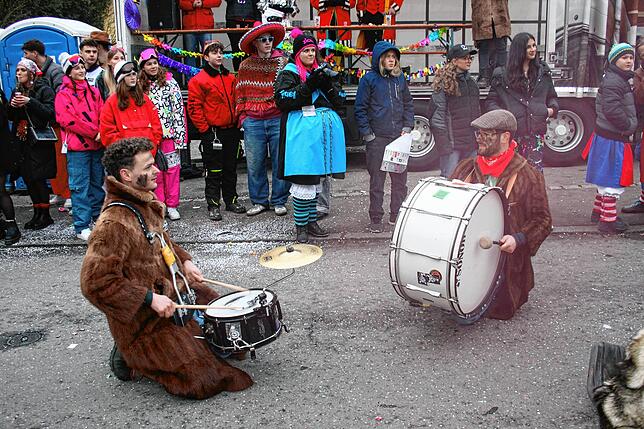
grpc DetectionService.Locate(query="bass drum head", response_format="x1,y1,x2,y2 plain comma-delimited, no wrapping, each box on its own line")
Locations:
205,289,275,318
453,188,505,316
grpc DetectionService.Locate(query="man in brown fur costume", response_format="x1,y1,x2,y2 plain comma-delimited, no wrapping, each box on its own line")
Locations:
451,110,552,320
80,138,253,399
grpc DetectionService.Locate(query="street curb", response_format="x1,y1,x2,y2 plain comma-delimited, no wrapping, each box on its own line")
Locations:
2,224,642,249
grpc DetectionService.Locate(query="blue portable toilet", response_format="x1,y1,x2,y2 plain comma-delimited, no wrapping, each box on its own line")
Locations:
0,17,99,94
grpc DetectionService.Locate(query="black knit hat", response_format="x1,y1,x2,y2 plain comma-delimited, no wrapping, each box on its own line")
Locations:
291,30,317,59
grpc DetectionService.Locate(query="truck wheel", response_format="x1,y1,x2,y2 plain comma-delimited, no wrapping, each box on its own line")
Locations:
408,114,439,171
544,99,594,166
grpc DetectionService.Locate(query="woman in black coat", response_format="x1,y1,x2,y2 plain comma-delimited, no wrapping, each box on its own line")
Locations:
0,88,21,245
7,58,57,230
485,32,559,173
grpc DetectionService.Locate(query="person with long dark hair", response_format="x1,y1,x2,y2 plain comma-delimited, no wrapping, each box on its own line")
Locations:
486,32,559,173
7,58,57,231
0,88,21,245
99,60,162,150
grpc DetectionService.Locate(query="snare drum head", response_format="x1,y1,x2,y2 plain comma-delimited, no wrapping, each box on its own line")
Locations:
205,289,275,318
454,188,504,314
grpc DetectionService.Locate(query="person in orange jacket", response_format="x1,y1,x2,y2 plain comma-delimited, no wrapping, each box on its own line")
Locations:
99,61,162,152
310,0,356,46
187,40,246,221
179,0,222,67
356,0,403,50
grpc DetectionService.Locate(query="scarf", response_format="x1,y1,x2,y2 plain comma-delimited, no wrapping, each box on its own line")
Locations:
476,140,517,177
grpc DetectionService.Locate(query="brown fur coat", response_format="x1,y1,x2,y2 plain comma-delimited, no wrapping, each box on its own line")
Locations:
452,153,552,319
80,176,253,399
471,0,511,41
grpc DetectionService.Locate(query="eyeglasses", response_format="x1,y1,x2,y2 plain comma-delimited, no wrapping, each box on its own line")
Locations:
257,36,275,43
474,130,500,140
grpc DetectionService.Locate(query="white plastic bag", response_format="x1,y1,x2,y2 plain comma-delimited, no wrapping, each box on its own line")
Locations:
381,133,413,173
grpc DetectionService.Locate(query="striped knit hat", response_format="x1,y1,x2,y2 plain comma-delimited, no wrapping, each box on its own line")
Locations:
608,43,634,65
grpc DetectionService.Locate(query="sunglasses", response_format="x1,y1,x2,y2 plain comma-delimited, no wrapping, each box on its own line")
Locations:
257,36,275,43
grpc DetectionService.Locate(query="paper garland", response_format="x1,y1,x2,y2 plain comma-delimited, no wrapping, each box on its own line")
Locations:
158,53,200,76
142,34,247,59
124,0,141,31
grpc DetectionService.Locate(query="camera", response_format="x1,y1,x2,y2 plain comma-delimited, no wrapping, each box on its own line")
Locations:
315,63,340,79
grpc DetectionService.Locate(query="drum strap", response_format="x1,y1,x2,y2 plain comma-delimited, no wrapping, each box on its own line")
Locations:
104,201,154,243
463,165,523,199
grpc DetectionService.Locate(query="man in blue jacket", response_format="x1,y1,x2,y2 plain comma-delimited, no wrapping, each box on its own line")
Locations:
354,41,414,232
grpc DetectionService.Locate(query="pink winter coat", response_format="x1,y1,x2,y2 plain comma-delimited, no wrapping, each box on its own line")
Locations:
55,76,104,152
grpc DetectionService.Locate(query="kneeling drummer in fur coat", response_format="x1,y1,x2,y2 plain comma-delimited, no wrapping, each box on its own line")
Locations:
80,138,253,399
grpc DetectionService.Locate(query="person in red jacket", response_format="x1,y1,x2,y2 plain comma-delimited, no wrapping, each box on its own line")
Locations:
99,61,162,152
188,40,246,221
310,0,356,47
356,0,404,50
180,0,222,67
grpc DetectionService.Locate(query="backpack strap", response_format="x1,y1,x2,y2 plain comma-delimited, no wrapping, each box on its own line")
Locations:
104,201,154,243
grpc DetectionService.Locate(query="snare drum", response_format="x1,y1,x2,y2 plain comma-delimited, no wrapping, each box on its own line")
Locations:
389,177,507,322
203,289,285,358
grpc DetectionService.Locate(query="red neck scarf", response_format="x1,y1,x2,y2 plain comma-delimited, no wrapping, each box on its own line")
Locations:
476,140,517,177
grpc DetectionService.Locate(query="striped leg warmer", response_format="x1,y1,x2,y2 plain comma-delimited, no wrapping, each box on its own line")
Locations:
592,193,602,216
600,194,618,223
293,197,312,226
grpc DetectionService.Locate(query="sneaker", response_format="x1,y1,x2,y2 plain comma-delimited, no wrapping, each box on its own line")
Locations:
598,217,629,234
49,195,65,205
208,206,222,221
63,199,72,209
274,205,288,216
167,207,181,220
225,201,247,214
622,199,644,213
590,211,600,224
76,228,92,241
246,204,268,216
388,215,397,226
368,222,383,233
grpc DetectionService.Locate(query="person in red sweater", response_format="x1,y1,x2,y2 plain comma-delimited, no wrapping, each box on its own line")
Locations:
180,0,222,67
100,61,162,152
188,40,246,221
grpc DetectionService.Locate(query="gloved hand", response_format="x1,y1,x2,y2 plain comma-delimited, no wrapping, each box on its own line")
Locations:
319,74,334,92
306,68,325,90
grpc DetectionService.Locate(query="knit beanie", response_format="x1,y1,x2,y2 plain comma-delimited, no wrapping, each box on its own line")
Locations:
114,60,138,83
290,28,317,58
608,43,634,65
16,58,40,76
59,53,85,75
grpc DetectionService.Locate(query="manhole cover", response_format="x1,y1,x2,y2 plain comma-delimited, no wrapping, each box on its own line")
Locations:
1,331,45,350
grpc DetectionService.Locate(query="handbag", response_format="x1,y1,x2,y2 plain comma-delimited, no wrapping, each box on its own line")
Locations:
154,148,169,171
25,110,57,144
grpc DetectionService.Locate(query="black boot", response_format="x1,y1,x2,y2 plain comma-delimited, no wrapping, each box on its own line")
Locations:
32,206,54,230
4,220,21,246
0,218,5,240
24,206,40,230
296,225,308,243
307,221,329,237
109,343,133,381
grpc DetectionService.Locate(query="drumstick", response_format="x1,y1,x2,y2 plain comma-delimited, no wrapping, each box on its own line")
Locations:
479,236,502,249
203,278,249,292
175,304,242,310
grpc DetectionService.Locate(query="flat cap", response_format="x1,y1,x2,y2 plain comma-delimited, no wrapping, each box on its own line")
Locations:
471,109,517,133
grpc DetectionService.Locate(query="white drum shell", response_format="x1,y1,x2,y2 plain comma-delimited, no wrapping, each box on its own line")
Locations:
389,177,505,318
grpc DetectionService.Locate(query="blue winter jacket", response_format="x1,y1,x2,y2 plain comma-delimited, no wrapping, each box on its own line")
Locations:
354,41,415,140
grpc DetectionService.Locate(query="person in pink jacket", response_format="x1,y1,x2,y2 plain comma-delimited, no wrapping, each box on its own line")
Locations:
55,53,105,241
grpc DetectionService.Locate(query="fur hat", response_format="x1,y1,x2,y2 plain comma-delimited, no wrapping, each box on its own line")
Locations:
114,60,138,83
608,43,634,65
471,109,517,133
138,48,158,68
16,58,40,76
290,28,317,59
238,21,285,55
59,52,85,75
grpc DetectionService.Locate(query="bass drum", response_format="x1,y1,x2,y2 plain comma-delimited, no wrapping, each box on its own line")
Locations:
389,177,507,323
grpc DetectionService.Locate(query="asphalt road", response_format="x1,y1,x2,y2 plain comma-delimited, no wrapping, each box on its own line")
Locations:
0,158,643,428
